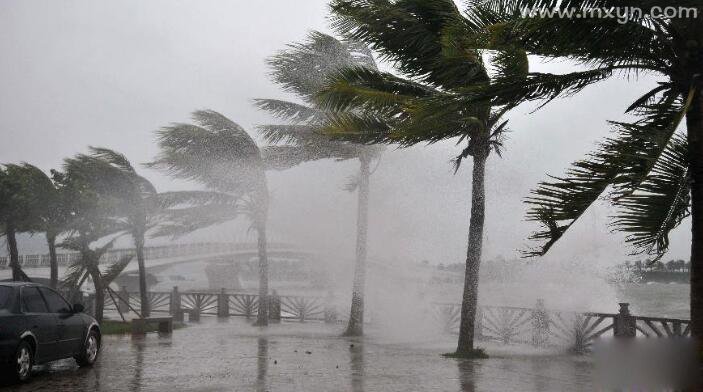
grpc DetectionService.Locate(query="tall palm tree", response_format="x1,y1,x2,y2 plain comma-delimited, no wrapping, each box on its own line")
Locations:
455,0,703,352
0,164,55,282
256,31,383,336
150,110,273,325
318,0,526,356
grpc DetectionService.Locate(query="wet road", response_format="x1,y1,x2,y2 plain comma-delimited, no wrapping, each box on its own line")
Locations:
2,318,595,391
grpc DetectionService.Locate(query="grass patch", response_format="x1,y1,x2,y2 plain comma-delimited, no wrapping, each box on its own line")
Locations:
100,320,132,335
100,319,186,335
442,348,489,359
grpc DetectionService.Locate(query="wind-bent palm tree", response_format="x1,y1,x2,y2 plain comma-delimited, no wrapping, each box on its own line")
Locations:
42,191,66,289
318,0,526,356
53,158,134,323
455,0,703,351
77,147,161,318
256,31,383,336
0,164,55,282
32,169,67,289
150,110,273,325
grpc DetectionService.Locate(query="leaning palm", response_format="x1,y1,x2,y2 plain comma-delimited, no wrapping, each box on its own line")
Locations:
150,110,273,325
256,31,383,336
54,156,135,322
319,0,526,356
77,147,162,317
0,164,56,282
456,0,703,348
41,180,68,289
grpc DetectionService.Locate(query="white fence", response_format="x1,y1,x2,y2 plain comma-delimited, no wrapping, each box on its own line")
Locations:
0,242,252,269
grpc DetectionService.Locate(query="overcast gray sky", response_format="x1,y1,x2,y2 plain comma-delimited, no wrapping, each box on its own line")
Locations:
0,0,691,266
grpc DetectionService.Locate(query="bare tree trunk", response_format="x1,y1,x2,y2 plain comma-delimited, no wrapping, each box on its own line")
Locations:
135,234,149,318
687,88,703,361
344,156,370,336
456,152,488,355
7,226,25,281
47,234,58,289
255,222,269,326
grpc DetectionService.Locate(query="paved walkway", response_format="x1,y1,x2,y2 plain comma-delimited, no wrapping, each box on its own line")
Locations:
3,318,596,391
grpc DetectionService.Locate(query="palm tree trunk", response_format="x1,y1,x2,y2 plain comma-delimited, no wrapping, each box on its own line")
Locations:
456,152,488,355
135,235,150,318
255,221,269,326
93,275,105,323
87,258,105,323
687,88,703,360
6,226,24,281
47,234,58,289
344,156,370,336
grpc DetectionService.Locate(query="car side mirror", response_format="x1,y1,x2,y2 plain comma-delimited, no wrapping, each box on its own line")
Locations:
72,303,85,313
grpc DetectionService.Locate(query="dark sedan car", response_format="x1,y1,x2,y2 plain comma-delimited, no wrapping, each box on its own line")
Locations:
0,282,101,383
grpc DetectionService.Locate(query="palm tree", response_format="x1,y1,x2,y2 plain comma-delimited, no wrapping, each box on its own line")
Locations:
0,164,55,282
256,31,383,336
455,0,703,350
32,169,68,289
150,110,273,325
74,147,161,318
318,0,526,356
53,158,134,322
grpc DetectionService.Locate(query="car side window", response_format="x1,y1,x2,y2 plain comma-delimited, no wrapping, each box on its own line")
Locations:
39,288,72,313
22,287,49,313
0,286,12,310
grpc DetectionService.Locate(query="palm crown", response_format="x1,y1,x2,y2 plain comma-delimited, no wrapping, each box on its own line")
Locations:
456,0,702,258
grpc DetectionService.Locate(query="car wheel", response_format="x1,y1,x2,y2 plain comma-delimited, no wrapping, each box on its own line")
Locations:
5,341,34,383
75,330,100,367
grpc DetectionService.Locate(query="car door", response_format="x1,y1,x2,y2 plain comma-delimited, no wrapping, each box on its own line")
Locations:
39,287,85,356
20,286,59,363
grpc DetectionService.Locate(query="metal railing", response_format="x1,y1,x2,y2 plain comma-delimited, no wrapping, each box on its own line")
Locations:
95,286,338,323
74,286,692,353
434,301,691,353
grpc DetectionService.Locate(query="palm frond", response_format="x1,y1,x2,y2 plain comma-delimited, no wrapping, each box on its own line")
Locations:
254,99,326,124
261,145,361,171
102,254,135,284
156,190,239,209
267,31,377,100
331,0,489,89
316,66,435,113
524,92,692,256
613,134,690,259
149,111,264,194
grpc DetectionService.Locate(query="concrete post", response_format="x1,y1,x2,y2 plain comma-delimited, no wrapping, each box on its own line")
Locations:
324,306,338,324
614,303,636,339
531,298,550,347
170,286,182,321
217,288,229,318
118,286,130,315
269,291,281,322
323,291,337,324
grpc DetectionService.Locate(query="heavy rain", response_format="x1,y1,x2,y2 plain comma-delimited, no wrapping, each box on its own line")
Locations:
0,1,701,391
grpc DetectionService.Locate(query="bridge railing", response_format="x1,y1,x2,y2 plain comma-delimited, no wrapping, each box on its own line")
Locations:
0,242,277,269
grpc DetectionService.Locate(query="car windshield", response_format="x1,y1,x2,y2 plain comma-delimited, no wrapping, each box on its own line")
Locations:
0,286,12,309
